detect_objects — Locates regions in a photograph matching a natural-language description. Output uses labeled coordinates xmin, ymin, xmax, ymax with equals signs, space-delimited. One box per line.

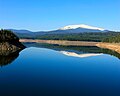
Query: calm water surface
xmin=0 ymin=43 xmax=120 ymax=96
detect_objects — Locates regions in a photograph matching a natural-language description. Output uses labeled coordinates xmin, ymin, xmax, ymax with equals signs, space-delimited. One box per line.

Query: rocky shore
xmin=0 ymin=29 xmax=26 ymax=52
xmin=0 ymin=42 xmax=25 ymax=55
xmin=0 ymin=29 xmax=26 ymax=66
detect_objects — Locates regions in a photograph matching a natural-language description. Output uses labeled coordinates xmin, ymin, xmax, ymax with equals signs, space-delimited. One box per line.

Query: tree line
xmin=103 ymin=35 xmax=120 ymax=43
xmin=0 ymin=29 xmax=19 ymax=42
xmin=33 ymin=32 xmax=120 ymax=42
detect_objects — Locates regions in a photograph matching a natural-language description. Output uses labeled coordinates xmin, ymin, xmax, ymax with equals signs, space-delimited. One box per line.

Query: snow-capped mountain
xmin=59 ymin=24 xmax=105 ymax=31
xmin=55 ymin=24 xmax=108 ymax=33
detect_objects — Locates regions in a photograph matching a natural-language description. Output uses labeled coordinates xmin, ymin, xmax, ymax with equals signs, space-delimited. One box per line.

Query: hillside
xmin=103 ymin=35 xmax=120 ymax=43
xmin=0 ymin=29 xmax=25 ymax=51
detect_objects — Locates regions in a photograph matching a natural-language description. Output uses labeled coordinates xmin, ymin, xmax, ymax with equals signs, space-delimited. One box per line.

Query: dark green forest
xmin=0 ymin=29 xmax=25 ymax=51
xmin=17 ymin=31 xmax=120 ymax=42
xmin=103 ymin=35 xmax=120 ymax=43
xmin=0 ymin=29 xmax=19 ymax=42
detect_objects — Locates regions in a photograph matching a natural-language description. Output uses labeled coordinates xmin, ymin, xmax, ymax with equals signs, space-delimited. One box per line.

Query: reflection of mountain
xmin=0 ymin=49 xmax=23 ymax=67
xmin=60 ymin=51 xmax=102 ymax=58
xmin=24 ymin=43 xmax=120 ymax=59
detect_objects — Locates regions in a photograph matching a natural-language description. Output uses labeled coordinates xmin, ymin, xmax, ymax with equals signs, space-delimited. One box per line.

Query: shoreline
xmin=96 ymin=43 xmax=120 ymax=54
xmin=20 ymin=39 xmax=98 ymax=46
xmin=20 ymin=39 xmax=120 ymax=54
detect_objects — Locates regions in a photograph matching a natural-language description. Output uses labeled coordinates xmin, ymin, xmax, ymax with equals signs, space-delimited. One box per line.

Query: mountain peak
xmin=59 ymin=24 xmax=105 ymax=31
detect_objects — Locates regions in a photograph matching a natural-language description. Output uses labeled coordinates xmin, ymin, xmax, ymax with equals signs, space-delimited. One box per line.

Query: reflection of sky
xmin=60 ymin=51 xmax=102 ymax=58
xmin=0 ymin=47 xmax=120 ymax=96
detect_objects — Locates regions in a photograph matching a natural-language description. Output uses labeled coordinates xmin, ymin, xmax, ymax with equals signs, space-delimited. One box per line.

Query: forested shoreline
xmin=16 ymin=31 xmax=120 ymax=42
xmin=103 ymin=35 xmax=120 ymax=43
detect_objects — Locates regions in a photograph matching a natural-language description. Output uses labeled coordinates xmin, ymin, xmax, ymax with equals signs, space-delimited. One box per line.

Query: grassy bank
xmin=96 ymin=43 xmax=120 ymax=54
xmin=20 ymin=39 xmax=98 ymax=46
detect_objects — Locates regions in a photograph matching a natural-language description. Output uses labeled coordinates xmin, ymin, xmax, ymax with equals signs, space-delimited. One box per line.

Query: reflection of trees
xmin=0 ymin=29 xmax=26 ymax=66
xmin=24 ymin=43 xmax=120 ymax=59
xmin=0 ymin=49 xmax=22 ymax=67
xmin=101 ymin=49 xmax=120 ymax=59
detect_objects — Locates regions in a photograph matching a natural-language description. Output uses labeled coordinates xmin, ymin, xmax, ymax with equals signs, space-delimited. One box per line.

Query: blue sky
xmin=0 ymin=0 xmax=120 ymax=31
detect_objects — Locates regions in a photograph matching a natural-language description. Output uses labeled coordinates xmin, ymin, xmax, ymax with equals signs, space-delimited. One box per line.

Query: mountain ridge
xmin=7 ymin=24 xmax=109 ymax=34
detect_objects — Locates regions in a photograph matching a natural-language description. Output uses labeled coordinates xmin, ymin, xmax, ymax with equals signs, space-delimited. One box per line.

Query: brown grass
xmin=20 ymin=39 xmax=98 ymax=46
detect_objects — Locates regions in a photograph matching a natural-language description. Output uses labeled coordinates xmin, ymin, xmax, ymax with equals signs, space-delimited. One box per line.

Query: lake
xmin=0 ymin=43 xmax=120 ymax=96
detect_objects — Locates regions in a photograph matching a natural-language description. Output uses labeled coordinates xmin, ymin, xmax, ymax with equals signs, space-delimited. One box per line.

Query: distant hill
xmin=7 ymin=29 xmax=33 ymax=33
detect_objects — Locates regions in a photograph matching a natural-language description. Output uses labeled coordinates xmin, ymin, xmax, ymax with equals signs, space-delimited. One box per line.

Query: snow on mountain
xmin=59 ymin=24 xmax=105 ymax=31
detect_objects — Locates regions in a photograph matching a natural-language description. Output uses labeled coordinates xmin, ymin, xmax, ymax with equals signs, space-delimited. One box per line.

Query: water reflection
xmin=0 ymin=49 xmax=23 ymax=67
xmin=60 ymin=51 xmax=102 ymax=58
xmin=24 ymin=42 xmax=120 ymax=59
